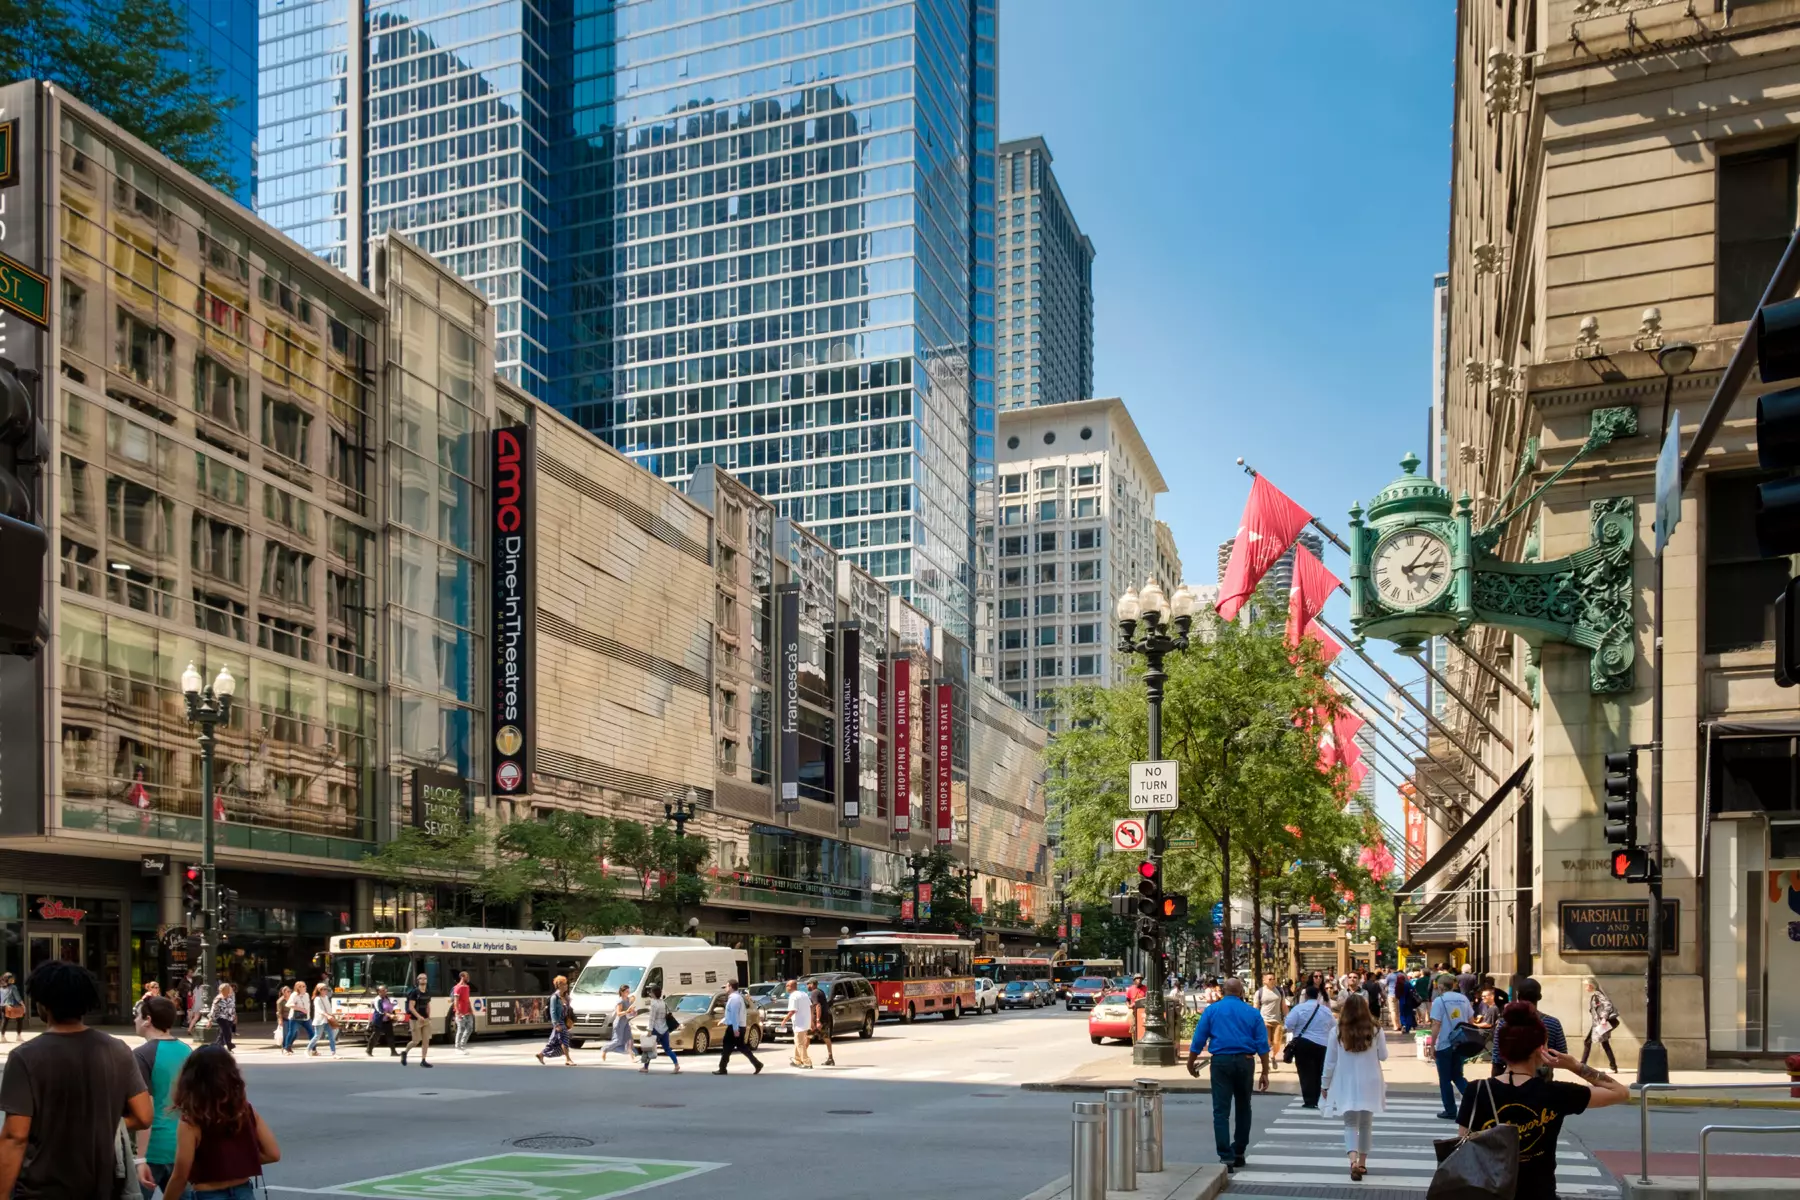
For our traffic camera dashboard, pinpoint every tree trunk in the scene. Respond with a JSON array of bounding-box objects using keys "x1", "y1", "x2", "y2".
[
  {"x1": 1249, "y1": 859, "x2": 1264, "y2": 985},
  {"x1": 1219, "y1": 831, "x2": 1232, "y2": 977}
]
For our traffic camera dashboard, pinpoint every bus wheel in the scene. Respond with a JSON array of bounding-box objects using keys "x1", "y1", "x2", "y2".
[
  {"x1": 945, "y1": 1001, "x2": 961, "y2": 1020},
  {"x1": 904, "y1": 1004, "x2": 916, "y2": 1024},
  {"x1": 859, "y1": 1013, "x2": 875, "y2": 1039}
]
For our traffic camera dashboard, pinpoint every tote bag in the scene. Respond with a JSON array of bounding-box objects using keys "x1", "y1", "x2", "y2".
[{"x1": 1428, "y1": 1077, "x2": 1519, "y2": 1200}]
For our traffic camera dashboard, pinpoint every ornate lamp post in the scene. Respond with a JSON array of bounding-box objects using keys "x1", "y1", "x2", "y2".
[
  {"x1": 180, "y1": 661, "x2": 235, "y2": 1012},
  {"x1": 1116, "y1": 577, "x2": 1197, "y2": 1067},
  {"x1": 904, "y1": 852, "x2": 931, "y2": 929},
  {"x1": 664, "y1": 788, "x2": 700, "y2": 931}
]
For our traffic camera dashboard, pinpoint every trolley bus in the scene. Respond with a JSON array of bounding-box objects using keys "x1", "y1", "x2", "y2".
[
  {"x1": 323, "y1": 928, "x2": 593, "y2": 1040},
  {"x1": 974, "y1": 955, "x2": 1054, "y2": 988},
  {"x1": 1052, "y1": 958, "x2": 1125, "y2": 998},
  {"x1": 836, "y1": 931, "x2": 976, "y2": 1022}
]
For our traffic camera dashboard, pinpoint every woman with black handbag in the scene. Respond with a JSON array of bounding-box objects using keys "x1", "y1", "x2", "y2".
[
  {"x1": 1447, "y1": 1002, "x2": 1628, "y2": 1200},
  {"x1": 1280, "y1": 984, "x2": 1333, "y2": 1109}
]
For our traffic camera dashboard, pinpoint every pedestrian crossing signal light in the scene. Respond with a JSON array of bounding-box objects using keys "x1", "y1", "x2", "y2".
[
  {"x1": 1602, "y1": 750, "x2": 1639, "y2": 848},
  {"x1": 1610, "y1": 846, "x2": 1654, "y2": 883},
  {"x1": 1159, "y1": 894, "x2": 1188, "y2": 921}
]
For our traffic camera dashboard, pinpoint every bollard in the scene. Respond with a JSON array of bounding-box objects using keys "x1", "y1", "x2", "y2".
[
  {"x1": 1071, "y1": 1101, "x2": 1107, "y2": 1200},
  {"x1": 1135, "y1": 1078, "x2": 1165, "y2": 1174},
  {"x1": 1106, "y1": 1088, "x2": 1139, "y2": 1192}
]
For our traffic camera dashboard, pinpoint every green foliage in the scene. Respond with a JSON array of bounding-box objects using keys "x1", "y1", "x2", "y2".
[
  {"x1": 361, "y1": 814, "x2": 492, "y2": 926},
  {"x1": 0, "y1": 0, "x2": 240, "y2": 190},
  {"x1": 1048, "y1": 603, "x2": 1380, "y2": 979}
]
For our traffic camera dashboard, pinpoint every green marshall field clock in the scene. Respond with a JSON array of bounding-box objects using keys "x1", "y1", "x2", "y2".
[{"x1": 1348, "y1": 406, "x2": 1639, "y2": 694}]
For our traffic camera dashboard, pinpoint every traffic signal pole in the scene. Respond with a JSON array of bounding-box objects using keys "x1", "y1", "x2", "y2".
[{"x1": 1135, "y1": 648, "x2": 1175, "y2": 1068}]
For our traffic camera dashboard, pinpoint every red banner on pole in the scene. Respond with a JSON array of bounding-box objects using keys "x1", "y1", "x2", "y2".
[
  {"x1": 1403, "y1": 790, "x2": 1428, "y2": 876},
  {"x1": 1285, "y1": 545, "x2": 1342, "y2": 647},
  {"x1": 901, "y1": 900, "x2": 914, "y2": 921},
  {"x1": 1218, "y1": 474, "x2": 1313, "y2": 621},
  {"x1": 892, "y1": 658, "x2": 911, "y2": 833},
  {"x1": 935, "y1": 683, "x2": 953, "y2": 845}
]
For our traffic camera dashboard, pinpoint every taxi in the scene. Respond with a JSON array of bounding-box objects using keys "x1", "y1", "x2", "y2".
[{"x1": 1088, "y1": 990, "x2": 1134, "y2": 1044}]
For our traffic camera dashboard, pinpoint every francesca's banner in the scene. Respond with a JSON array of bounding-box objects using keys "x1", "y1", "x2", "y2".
[
  {"x1": 892, "y1": 657, "x2": 911, "y2": 834},
  {"x1": 935, "y1": 683, "x2": 953, "y2": 844},
  {"x1": 775, "y1": 583, "x2": 800, "y2": 812}
]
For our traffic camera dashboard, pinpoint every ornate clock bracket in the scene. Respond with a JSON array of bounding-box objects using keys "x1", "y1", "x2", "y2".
[{"x1": 1349, "y1": 406, "x2": 1639, "y2": 697}]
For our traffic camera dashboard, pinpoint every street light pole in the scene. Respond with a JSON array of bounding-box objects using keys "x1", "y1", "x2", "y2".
[
  {"x1": 664, "y1": 788, "x2": 700, "y2": 932},
  {"x1": 181, "y1": 661, "x2": 235, "y2": 1022},
  {"x1": 1117, "y1": 577, "x2": 1196, "y2": 1068}
]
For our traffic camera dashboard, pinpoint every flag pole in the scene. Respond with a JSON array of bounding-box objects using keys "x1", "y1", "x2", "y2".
[{"x1": 1327, "y1": 664, "x2": 1486, "y2": 802}]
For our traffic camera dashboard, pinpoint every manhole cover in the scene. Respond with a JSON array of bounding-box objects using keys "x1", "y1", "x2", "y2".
[
  {"x1": 639, "y1": 1103, "x2": 686, "y2": 1109},
  {"x1": 826, "y1": 1109, "x2": 873, "y2": 1115},
  {"x1": 511, "y1": 1135, "x2": 594, "y2": 1150}
]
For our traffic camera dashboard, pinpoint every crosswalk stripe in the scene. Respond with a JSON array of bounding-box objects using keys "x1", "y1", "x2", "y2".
[
  {"x1": 965, "y1": 1071, "x2": 1010, "y2": 1082},
  {"x1": 898, "y1": 1069, "x2": 947, "y2": 1079},
  {"x1": 1238, "y1": 1155, "x2": 1604, "y2": 1176},
  {"x1": 1230, "y1": 1170, "x2": 1616, "y2": 1194},
  {"x1": 1253, "y1": 1137, "x2": 1591, "y2": 1161}
]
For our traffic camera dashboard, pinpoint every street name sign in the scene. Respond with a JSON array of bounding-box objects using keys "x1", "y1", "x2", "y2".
[
  {"x1": 1129, "y1": 759, "x2": 1179, "y2": 810},
  {"x1": 1167, "y1": 835, "x2": 1197, "y2": 849},
  {"x1": 1112, "y1": 817, "x2": 1147, "y2": 852}
]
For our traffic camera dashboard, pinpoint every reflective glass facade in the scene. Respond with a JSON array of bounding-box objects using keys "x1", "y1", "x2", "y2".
[
  {"x1": 172, "y1": 1, "x2": 262, "y2": 205},
  {"x1": 995, "y1": 137, "x2": 1093, "y2": 410}
]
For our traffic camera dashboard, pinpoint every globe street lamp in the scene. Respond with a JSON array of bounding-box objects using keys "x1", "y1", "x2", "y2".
[
  {"x1": 1115, "y1": 577, "x2": 1196, "y2": 1067},
  {"x1": 664, "y1": 788, "x2": 701, "y2": 931},
  {"x1": 180, "y1": 661, "x2": 235, "y2": 1014}
]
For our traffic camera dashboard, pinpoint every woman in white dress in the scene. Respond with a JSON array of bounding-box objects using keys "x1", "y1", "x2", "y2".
[{"x1": 1321, "y1": 991, "x2": 1387, "y2": 1181}]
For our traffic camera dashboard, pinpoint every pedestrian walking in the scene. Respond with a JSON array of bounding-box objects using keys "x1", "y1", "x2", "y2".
[
  {"x1": 535, "y1": 976, "x2": 575, "y2": 1067},
  {"x1": 1428, "y1": 976, "x2": 1477, "y2": 1119},
  {"x1": 1582, "y1": 979, "x2": 1620, "y2": 1071},
  {"x1": 133, "y1": 980, "x2": 163, "y2": 1033},
  {"x1": 401, "y1": 972, "x2": 433, "y2": 1068},
  {"x1": 0, "y1": 972, "x2": 24, "y2": 1041},
  {"x1": 0, "y1": 960, "x2": 152, "y2": 1199},
  {"x1": 366, "y1": 985, "x2": 399, "y2": 1057},
  {"x1": 601, "y1": 985, "x2": 634, "y2": 1062},
  {"x1": 281, "y1": 980, "x2": 312, "y2": 1054},
  {"x1": 785, "y1": 978, "x2": 814, "y2": 1069},
  {"x1": 714, "y1": 979, "x2": 764, "y2": 1076},
  {"x1": 1254, "y1": 973, "x2": 1287, "y2": 1067},
  {"x1": 161, "y1": 1046, "x2": 282, "y2": 1200},
  {"x1": 1459, "y1": 1002, "x2": 1628, "y2": 1200},
  {"x1": 452, "y1": 971, "x2": 475, "y2": 1054},
  {"x1": 273, "y1": 984, "x2": 292, "y2": 1050},
  {"x1": 1282, "y1": 983, "x2": 1334, "y2": 1109},
  {"x1": 1488, "y1": 976, "x2": 1566, "y2": 1076},
  {"x1": 809, "y1": 979, "x2": 835, "y2": 1067},
  {"x1": 1457, "y1": 964, "x2": 1478, "y2": 1002},
  {"x1": 1360, "y1": 971, "x2": 1385, "y2": 1025},
  {"x1": 1184, "y1": 977, "x2": 1270, "y2": 1172},
  {"x1": 1321, "y1": 991, "x2": 1387, "y2": 1182},
  {"x1": 640, "y1": 986, "x2": 680, "y2": 1073},
  {"x1": 133, "y1": 995, "x2": 194, "y2": 1200},
  {"x1": 1396, "y1": 969, "x2": 1417, "y2": 1033},
  {"x1": 210, "y1": 983, "x2": 239, "y2": 1052},
  {"x1": 306, "y1": 982, "x2": 338, "y2": 1056}
]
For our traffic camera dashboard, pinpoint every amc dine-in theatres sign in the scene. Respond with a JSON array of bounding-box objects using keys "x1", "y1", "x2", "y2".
[{"x1": 491, "y1": 425, "x2": 533, "y2": 795}]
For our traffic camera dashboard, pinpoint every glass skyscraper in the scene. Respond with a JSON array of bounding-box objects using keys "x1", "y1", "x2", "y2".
[{"x1": 251, "y1": 0, "x2": 988, "y2": 637}]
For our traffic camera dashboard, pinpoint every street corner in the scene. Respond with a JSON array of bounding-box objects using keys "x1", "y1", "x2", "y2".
[{"x1": 278, "y1": 1153, "x2": 726, "y2": 1200}]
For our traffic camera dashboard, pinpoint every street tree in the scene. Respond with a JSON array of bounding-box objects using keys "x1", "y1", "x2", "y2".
[
  {"x1": 478, "y1": 811, "x2": 638, "y2": 939},
  {"x1": 360, "y1": 814, "x2": 493, "y2": 928},
  {"x1": 0, "y1": 0, "x2": 240, "y2": 189}
]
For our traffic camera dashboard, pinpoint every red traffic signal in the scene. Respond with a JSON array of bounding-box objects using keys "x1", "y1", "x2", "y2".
[{"x1": 1138, "y1": 860, "x2": 1157, "y2": 880}]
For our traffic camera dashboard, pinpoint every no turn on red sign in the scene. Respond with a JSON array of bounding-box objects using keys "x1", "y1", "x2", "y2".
[
  {"x1": 1130, "y1": 760, "x2": 1179, "y2": 811},
  {"x1": 1112, "y1": 817, "x2": 1147, "y2": 852}
]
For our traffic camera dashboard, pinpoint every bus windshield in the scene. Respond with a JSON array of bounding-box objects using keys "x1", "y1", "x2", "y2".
[
  {"x1": 839, "y1": 949, "x2": 902, "y2": 981},
  {"x1": 333, "y1": 952, "x2": 415, "y2": 993},
  {"x1": 573, "y1": 963, "x2": 645, "y2": 995},
  {"x1": 978, "y1": 961, "x2": 1048, "y2": 984}
]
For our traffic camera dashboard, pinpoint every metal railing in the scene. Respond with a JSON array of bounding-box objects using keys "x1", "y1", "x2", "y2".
[
  {"x1": 1699, "y1": 1123, "x2": 1800, "y2": 1199},
  {"x1": 1636, "y1": 1082, "x2": 1800, "y2": 1183}
]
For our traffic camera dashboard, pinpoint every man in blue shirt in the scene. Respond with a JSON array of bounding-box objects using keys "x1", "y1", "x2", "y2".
[{"x1": 1185, "y1": 977, "x2": 1270, "y2": 1171}]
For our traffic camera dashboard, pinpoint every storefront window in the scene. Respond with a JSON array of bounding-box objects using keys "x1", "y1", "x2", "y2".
[{"x1": 1708, "y1": 732, "x2": 1800, "y2": 1053}]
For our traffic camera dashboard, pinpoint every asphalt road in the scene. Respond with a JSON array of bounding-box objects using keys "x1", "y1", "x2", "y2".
[{"x1": 118, "y1": 1009, "x2": 1797, "y2": 1200}]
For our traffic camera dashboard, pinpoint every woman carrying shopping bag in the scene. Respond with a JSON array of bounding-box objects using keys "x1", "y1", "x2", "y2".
[{"x1": 1321, "y1": 992, "x2": 1387, "y2": 1181}]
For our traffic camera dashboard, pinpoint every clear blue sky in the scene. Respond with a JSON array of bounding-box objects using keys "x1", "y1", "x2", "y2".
[{"x1": 999, "y1": 1, "x2": 1458, "y2": 851}]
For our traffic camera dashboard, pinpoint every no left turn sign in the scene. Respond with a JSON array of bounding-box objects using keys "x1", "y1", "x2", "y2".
[{"x1": 1113, "y1": 817, "x2": 1147, "y2": 852}]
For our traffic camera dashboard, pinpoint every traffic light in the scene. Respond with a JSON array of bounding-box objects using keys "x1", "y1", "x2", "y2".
[
  {"x1": 0, "y1": 358, "x2": 47, "y2": 655},
  {"x1": 1135, "y1": 861, "x2": 1161, "y2": 951},
  {"x1": 1778, "y1": 576, "x2": 1800, "y2": 688},
  {"x1": 215, "y1": 886, "x2": 238, "y2": 937},
  {"x1": 1602, "y1": 750, "x2": 1639, "y2": 848},
  {"x1": 182, "y1": 865, "x2": 202, "y2": 921},
  {"x1": 1159, "y1": 894, "x2": 1188, "y2": 921}
]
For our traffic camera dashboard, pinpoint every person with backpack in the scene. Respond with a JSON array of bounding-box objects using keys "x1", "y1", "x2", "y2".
[
  {"x1": 133, "y1": 995, "x2": 193, "y2": 1200},
  {"x1": 809, "y1": 980, "x2": 835, "y2": 1068},
  {"x1": 1428, "y1": 976, "x2": 1478, "y2": 1120},
  {"x1": 160, "y1": 1047, "x2": 281, "y2": 1200},
  {"x1": 640, "y1": 986, "x2": 681, "y2": 1073}
]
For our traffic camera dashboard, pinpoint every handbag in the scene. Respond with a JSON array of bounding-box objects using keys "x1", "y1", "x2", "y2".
[
  {"x1": 1428, "y1": 1077, "x2": 1519, "y2": 1200},
  {"x1": 1282, "y1": 1003, "x2": 1320, "y2": 1064},
  {"x1": 2, "y1": 1005, "x2": 21, "y2": 1020}
]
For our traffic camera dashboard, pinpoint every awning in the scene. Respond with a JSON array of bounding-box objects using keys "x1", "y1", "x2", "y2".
[
  {"x1": 1398, "y1": 756, "x2": 1531, "y2": 896},
  {"x1": 1402, "y1": 857, "x2": 1480, "y2": 945}
]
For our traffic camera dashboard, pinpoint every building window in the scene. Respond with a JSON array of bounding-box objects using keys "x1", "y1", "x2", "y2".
[
  {"x1": 1706, "y1": 471, "x2": 1792, "y2": 651},
  {"x1": 999, "y1": 504, "x2": 1024, "y2": 526},
  {"x1": 1073, "y1": 528, "x2": 1100, "y2": 550},
  {"x1": 1036, "y1": 563, "x2": 1058, "y2": 584},
  {"x1": 1036, "y1": 467, "x2": 1059, "y2": 490},
  {"x1": 1000, "y1": 629, "x2": 1024, "y2": 650},
  {"x1": 1038, "y1": 500, "x2": 1058, "y2": 521},
  {"x1": 1072, "y1": 623, "x2": 1099, "y2": 645},
  {"x1": 1073, "y1": 655, "x2": 1100, "y2": 676},
  {"x1": 106, "y1": 476, "x2": 174, "y2": 554},
  {"x1": 1001, "y1": 661, "x2": 1025, "y2": 681},
  {"x1": 1036, "y1": 624, "x2": 1059, "y2": 645},
  {"x1": 1000, "y1": 473, "x2": 1023, "y2": 494},
  {"x1": 262, "y1": 397, "x2": 312, "y2": 465},
  {"x1": 1000, "y1": 536, "x2": 1025, "y2": 557},
  {"x1": 261, "y1": 543, "x2": 314, "y2": 606},
  {"x1": 1034, "y1": 594, "x2": 1062, "y2": 616},
  {"x1": 1000, "y1": 597, "x2": 1024, "y2": 620},
  {"x1": 1718, "y1": 144, "x2": 1797, "y2": 324},
  {"x1": 1036, "y1": 657, "x2": 1061, "y2": 678},
  {"x1": 62, "y1": 281, "x2": 86, "y2": 353},
  {"x1": 191, "y1": 516, "x2": 245, "y2": 585},
  {"x1": 1073, "y1": 497, "x2": 1097, "y2": 519},
  {"x1": 1074, "y1": 560, "x2": 1100, "y2": 582},
  {"x1": 1036, "y1": 532, "x2": 1057, "y2": 553},
  {"x1": 114, "y1": 310, "x2": 174, "y2": 394},
  {"x1": 1000, "y1": 566, "x2": 1024, "y2": 587},
  {"x1": 1072, "y1": 590, "x2": 1100, "y2": 613}
]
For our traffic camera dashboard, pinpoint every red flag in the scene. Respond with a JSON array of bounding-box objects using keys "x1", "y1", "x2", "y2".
[
  {"x1": 1334, "y1": 711, "x2": 1366, "y2": 767},
  {"x1": 1304, "y1": 620, "x2": 1343, "y2": 664},
  {"x1": 1217, "y1": 475, "x2": 1312, "y2": 621},
  {"x1": 214, "y1": 793, "x2": 226, "y2": 822},
  {"x1": 1349, "y1": 759, "x2": 1370, "y2": 791},
  {"x1": 1284, "y1": 546, "x2": 1342, "y2": 647}
]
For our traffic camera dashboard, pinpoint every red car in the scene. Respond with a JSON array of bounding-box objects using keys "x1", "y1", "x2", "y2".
[{"x1": 1088, "y1": 991, "x2": 1134, "y2": 1045}]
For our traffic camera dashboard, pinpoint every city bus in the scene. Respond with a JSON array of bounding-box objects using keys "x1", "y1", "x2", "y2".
[
  {"x1": 323, "y1": 928, "x2": 593, "y2": 1040},
  {"x1": 974, "y1": 955, "x2": 1054, "y2": 989},
  {"x1": 836, "y1": 931, "x2": 976, "y2": 1022},
  {"x1": 1053, "y1": 958, "x2": 1125, "y2": 998}
]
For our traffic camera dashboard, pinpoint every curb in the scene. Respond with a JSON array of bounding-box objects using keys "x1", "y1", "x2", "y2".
[{"x1": 1645, "y1": 1096, "x2": 1800, "y2": 1110}]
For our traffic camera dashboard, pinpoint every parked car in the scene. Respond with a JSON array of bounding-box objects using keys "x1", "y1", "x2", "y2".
[
  {"x1": 999, "y1": 980, "x2": 1042, "y2": 1010},
  {"x1": 1065, "y1": 976, "x2": 1108, "y2": 1011},
  {"x1": 746, "y1": 982, "x2": 782, "y2": 1011},
  {"x1": 1089, "y1": 991, "x2": 1134, "y2": 1044},
  {"x1": 1032, "y1": 980, "x2": 1058, "y2": 1006},
  {"x1": 630, "y1": 989, "x2": 764, "y2": 1055},
  {"x1": 973, "y1": 977, "x2": 1001, "y2": 1014},
  {"x1": 762, "y1": 973, "x2": 879, "y2": 1042}
]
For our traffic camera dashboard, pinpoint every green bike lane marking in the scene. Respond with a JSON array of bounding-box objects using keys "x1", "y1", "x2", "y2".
[{"x1": 269, "y1": 1153, "x2": 725, "y2": 1200}]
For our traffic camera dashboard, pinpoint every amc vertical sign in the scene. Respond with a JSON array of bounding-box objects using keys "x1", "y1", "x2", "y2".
[
  {"x1": 934, "y1": 683, "x2": 952, "y2": 845},
  {"x1": 891, "y1": 657, "x2": 910, "y2": 834},
  {"x1": 838, "y1": 623, "x2": 860, "y2": 827},
  {"x1": 490, "y1": 425, "x2": 533, "y2": 795},
  {"x1": 774, "y1": 583, "x2": 800, "y2": 812}
]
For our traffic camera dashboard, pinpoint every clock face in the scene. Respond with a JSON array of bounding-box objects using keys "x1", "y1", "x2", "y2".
[{"x1": 1372, "y1": 529, "x2": 1452, "y2": 610}]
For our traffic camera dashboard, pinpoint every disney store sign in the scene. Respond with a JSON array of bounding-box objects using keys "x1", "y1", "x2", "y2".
[{"x1": 36, "y1": 897, "x2": 87, "y2": 924}]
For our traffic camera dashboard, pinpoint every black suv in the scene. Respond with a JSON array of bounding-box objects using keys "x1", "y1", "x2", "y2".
[{"x1": 764, "y1": 972, "x2": 879, "y2": 1041}]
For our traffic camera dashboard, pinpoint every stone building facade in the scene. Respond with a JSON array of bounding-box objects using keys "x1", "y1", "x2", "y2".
[{"x1": 1420, "y1": 0, "x2": 1800, "y2": 1066}]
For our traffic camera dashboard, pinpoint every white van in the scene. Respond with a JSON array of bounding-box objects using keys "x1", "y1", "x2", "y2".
[{"x1": 568, "y1": 936, "x2": 747, "y2": 1043}]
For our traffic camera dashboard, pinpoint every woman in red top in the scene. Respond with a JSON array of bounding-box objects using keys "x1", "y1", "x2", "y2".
[{"x1": 161, "y1": 1047, "x2": 281, "y2": 1200}]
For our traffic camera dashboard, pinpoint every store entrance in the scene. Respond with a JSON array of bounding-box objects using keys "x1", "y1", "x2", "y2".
[{"x1": 28, "y1": 932, "x2": 84, "y2": 973}]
